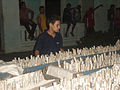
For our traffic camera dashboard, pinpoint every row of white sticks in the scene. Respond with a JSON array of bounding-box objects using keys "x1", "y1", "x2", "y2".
[
  {"x1": 10, "y1": 40, "x2": 120, "y2": 68},
  {"x1": 0, "y1": 41, "x2": 120, "y2": 90},
  {"x1": 1, "y1": 55, "x2": 119, "y2": 90},
  {"x1": 60, "y1": 51, "x2": 120, "y2": 72},
  {"x1": 40, "y1": 64, "x2": 120, "y2": 90},
  {"x1": 0, "y1": 70, "x2": 44, "y2": 90},
  {"x1": 0, "y1": 53, "x2": 119, "y2": 90}
]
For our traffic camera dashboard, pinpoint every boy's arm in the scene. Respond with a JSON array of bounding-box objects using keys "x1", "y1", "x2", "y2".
[
  {"x1": 94, "y1": 4, "x2": 103, "y2": 11},
  {"x1": 27, "y1": 8, "x2": 34, "y2": 19},
  {"x1": 60, "y1": 48, "x2": 64, "y2": 52},
  {"x1": 37, "y1": 16, "x2": 43, "y2": 32},
  {"x1": 35, "y1": 50, "x2": 40, "y2": 56}
]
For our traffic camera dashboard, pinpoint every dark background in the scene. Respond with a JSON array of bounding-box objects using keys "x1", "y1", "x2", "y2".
[{"x1": 45, "y1": 0, "x2": 60, "y2": 18}]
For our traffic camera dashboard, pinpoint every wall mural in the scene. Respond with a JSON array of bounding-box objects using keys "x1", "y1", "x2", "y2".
[
  {"x1": 66, "y1": 0, "x2": 79, "y2": 7},
  {"x1": 26, "y1": 0, "x2": 41, "y2": 22}
]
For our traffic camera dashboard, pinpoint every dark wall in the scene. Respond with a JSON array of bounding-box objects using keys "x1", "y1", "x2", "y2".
[
  {"x1": 0, "y1": 0, "x2": 4, "y2": 51},
  {"x1": 45, "y1": 0, "x2": 60, "y2": 18}
]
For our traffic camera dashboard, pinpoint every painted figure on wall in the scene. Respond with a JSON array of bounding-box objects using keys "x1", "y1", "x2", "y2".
[
  {"x1": 19, "y1": 2, "x2": 37, "y2": 40},
  {"x1": 114, "y1": 8, "x2": 120, "y2": 38},
  {"x1": 70, "y1": 5, "x2": 82, "y2": 37},
  {"x1": 63, "y1": 3, "x2": 82, "y2": 37},
  {"x1": 107, "y1": 4, "x2": 115, "y2": 33},
  {"x1": 74, "y1": 5, "x2": 81, "y2": 23},
  {"x1": 37, "y1": 6, "x2": 47, "y2": 34},
  {"x1": 84, "y1": 4, "x2": 103, "y2": 36},
  {"x1": 63, "y1": 3, "x2": 72, "y2": 37}
]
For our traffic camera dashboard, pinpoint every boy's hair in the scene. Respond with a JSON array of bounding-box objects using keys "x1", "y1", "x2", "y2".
[
  {"x1": 77, "y1": 5, "x2": 81, "y2": 8},
  {"x1": 66, "y1": 3, "x2": 71, "y2": 7},
  {"x1": 39, "y1": 6, "x2": 44, "y2": 11},
  {"x1": 47, "y1": 15, "x2": 60, "y2": 28},
  {"x1": 19, "y1": 2, "x2": 25, "y2": 9},
  {"x1": 110, "y1": 4, "x2": 115, "y2": 8}
]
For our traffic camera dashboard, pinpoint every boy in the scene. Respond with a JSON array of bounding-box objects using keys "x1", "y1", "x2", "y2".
[
  {"x1": 19, "y1": 2, "x2": 36, "y2": 40},
  {"x1": 34, "y1": 15, "x2": 64, "y2": 56}
]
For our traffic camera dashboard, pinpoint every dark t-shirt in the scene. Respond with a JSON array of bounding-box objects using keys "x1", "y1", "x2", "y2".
[{"x1": 33, "y1": 31, "x2": 63, "y2": 55}]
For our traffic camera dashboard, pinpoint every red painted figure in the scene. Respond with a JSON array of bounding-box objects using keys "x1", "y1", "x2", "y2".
[
  {"x1": 85, "y1": 4, "x2": 103, "y2": 36},
  {"x1": 86, "y1": 8, "x2": 95, "y2": 29},
  {"x1": 114, "y1": 8, "x2": 120, "y2": 38}
]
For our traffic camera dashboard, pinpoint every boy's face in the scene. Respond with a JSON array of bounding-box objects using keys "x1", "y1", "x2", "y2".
[
  {"x1": 21, "y1": 3, "x2": 26, "y2": 9},
  {"x1": 51, "y1": 20, "x2": 61, "y2": 32},
  {"x1": 40, "y1": 8, "x2": 44, "y2": 13},
  {"x1": 67, "y1": 5, "x2": 71, "y2": 9}
]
